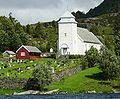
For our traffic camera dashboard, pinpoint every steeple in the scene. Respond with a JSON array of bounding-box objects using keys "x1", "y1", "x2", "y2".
[
  {"x1": 61, "y1": 11, "x2": 75, "y2": 18},
  {"x1": 58, "y1": 11, "x2": 77, "y2": 24}
]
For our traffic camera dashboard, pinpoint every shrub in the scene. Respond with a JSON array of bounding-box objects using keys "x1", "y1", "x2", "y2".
[
  {"x1": 79, "y1": 56, "x2": 88, "y2": 70},
  {"x1": 100, "y1": 47, "x2": 120, "y2": 80},
  {"x1": 32, "y1": 63, "x2": 52, "y2": 90},
  {"x1": 85, "y1": 46, "x2": 100, "y2": 67}
]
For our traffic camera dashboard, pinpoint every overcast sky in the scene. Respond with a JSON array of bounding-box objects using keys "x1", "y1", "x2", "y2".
[{"x1": 0, "y1": 0, "x2": 103, "y2": 25}]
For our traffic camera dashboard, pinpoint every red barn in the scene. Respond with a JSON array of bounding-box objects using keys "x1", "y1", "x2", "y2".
[{"x1": 16, "y1": 45, "x2": 42, "y2": 59}]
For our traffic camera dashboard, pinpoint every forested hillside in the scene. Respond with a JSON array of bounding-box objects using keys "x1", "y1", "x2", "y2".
[
  {"x1": 0, "y1": 13, "x2": 57, "y2": 53},
  {"x1": 0, "y1": 0, "x2": 120, "y2": 54},
  {"x1": 86, "y1": 0, "x2": 120, "y2": 17},
  {"x1": 72, "y1": 0, "x2": 120, "y2": 18}
]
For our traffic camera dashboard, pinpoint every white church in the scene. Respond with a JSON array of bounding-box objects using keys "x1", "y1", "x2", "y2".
[{"x1": 58, "y1": 11, "x2": 102, "y2": 55}]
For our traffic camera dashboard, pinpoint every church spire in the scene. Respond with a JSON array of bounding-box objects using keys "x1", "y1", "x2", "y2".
[{"x1": 58, "y1": 11, "x2": 77, "y2": 24}]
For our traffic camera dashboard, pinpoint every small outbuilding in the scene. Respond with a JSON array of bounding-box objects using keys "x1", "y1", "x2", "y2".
[
  {"x1": 3, "y1": 50, "x2": 16, "y2": 58},
  {"x1": 16, "y1": 45, "x2": 42, "y2": 59}
]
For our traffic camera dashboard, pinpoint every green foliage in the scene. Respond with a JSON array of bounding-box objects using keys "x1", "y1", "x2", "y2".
[
  {"x1": 100, "y1": 47, "x2": 120, "y2": 80},
  {"x1": 0, "y1": 30, "x2": 10, "y2": 52},
  {"x1": 69, "y1": 55, "x2": 82, "y2": 59},
  {"x1": 0, "y1": 14, "x2": 29, "y2": 52},
  {"x1": 85, "y1": 46, "x2": 100, "y2": 67},
  {"x1": 26, "y1": 22, "x2": 57, "y2": 52},
  {"x1": 79, "y1": 56, "x2": 88, "y2": 70},
  {"x1": 32, "y1": 63, "x2": 52, "y2": 90},
  {"x1": 0, "y1": 14, "x2": 57, "y2": 53},
  {"x1": 112, "y1": 13, "x2": 120, "y2": 56}
]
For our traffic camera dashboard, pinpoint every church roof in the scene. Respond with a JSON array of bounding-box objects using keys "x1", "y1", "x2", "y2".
[
  {"x1": 61, "y1": 11, "x2": 75, "y2": 18},
  {"x1": 59, "y1": 11, "x2": 77, "y2": 23},
  {"x1": 77, "y1": 27, "x2": 101, "y2": 44}
]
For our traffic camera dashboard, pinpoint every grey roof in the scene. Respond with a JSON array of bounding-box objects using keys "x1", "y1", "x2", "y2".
[
  {"x1": 61, "y1": 11, "x2": 75, "y2": 18},
  {"x1": 4, "y1": 51, "x2": 16, "y2": 55},
  {"x1": 77, "y1": 27, "x2": 102, "y2": 44},
  {"x1": 58, "y1": 11, "x2": 77, "y2": 24},
  {"x1": 24, "y1": 46, "x2": 41, "y2": 53}
]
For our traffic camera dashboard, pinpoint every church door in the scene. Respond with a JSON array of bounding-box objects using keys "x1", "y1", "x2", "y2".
[{"x1": 63, "y1": 48, "x2": 67, "y2": 55}]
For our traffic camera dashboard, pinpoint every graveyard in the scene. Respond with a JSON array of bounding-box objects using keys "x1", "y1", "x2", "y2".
[{"x1": 0, "y1": 57, "x2": 79, "y2": 78}]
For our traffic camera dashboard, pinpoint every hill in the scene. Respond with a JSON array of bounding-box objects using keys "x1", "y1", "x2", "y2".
[
  {"x1": 72, "y1": 0, "x2": 120, "y2": 18},
  {"x1": 86, "y1": 0, "x2": 120, "y2": 17}
]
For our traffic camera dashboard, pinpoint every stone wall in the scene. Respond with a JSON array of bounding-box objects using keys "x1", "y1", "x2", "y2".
[
  {"x1": 0, "y1": 65, "x2": 82, "y2": 89},
  {"x1": 52, "y1": 65, "x2": 82, "y2": 81},
  {"x1": 0, "y1": 78, "x2": 28, "y2": 89}
]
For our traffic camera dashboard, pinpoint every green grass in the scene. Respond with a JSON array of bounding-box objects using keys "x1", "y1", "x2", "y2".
[
  {"x1": 0, "y1": 88, "x2": 25, "y2": 95},
  {"x1": 0, "y1": 58, "x2": 54, "y2": 78},
  {"x1": 47, "y1": 66, "x2": 119, "y2": 93}
]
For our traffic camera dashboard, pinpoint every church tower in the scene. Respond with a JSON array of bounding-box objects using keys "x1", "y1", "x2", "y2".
[{"x1": 58, "y1": 11, "x2": 78, "y2": 55}]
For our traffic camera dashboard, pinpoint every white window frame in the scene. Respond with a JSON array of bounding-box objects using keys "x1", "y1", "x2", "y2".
[{"x1": 21, "y1": 52, "x2": 25, "y2": 56}]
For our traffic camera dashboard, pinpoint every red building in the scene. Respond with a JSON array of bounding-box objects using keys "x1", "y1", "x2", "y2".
[{"x1": 16, "y1": 45, "x2": 42, "y2": 59}]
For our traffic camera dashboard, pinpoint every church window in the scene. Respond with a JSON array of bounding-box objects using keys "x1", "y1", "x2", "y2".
[{"x1": 64, "y1": 33, "x2": 67, "y2": 37}]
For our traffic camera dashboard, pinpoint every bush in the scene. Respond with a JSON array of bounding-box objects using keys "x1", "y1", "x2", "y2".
[
  {"x1": 69, "y1": 55, "x2": 83, "y2": 59},
  {"x1": 79, "y1": 56, "x2": 88, "y2": 70},
  {"x1": 32, "y1": 63, "x2": 52, "y2": 91},
  {"x1": 85, "y1": 46, "x2": 100, "y2": 67},
  {"x1": 24, "y1": 78, "x2": 39, "y2": 90},
  {"x1": 100, "y1": 47, "x2": 120, "y2": 80}
]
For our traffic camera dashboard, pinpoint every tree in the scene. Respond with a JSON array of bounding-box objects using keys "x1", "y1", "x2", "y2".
[
  {"x1": 34, "y1": 22, "x2": 45, "y2": 38},
  {"x1": 112, "y1": 13, "x2": 120, "y2": 56},
  {"x1": 85, "y1": 46, "x2": 100, "y2": 67},
  {"x1": 0, "y1": 30, "x2": 10, "y2": 52},
  {"x1": 100, "y1": 47, "x2": 120, "y2": 80}
]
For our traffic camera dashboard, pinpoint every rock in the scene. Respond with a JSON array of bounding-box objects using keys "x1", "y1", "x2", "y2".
[
  {"x1": 112, "y1": 89, "x2": 120, "y2": 93},
  {"x1": 14, "y1": 90, "x2": 39, "y2": 95},
  {"x1": 87, "y1": 90, "x2": 96, "y2": 93},
  {"x1": 40, "y1": 89, "x2": 59, "y2": 94}
]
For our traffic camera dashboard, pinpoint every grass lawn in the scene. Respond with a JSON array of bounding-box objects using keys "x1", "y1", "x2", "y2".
[
  {"x1": 47, "y1": 66, "x2": 120, "y2": 93},
  {"x1": 0, "y1": 88, "x2": 25, "y2": 95}
]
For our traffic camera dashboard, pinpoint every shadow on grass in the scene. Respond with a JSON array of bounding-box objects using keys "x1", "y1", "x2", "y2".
[
  {"x1": 85, "y1": 72, "x2": 106, "y2": 81},
  {"x1": 85, "y1": 72, "x2": 112, "y2": 85}
]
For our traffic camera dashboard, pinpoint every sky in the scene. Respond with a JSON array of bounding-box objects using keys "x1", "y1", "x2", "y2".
[{"x1": 0, "y1": 0, "x2": 104, "y2": 25}]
